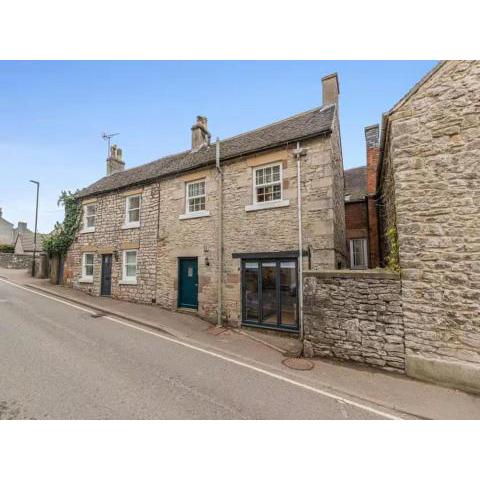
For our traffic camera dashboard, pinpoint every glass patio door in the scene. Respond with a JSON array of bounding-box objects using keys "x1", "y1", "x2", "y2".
[{"x1": 242, "y1": 258, "x2": 299, "y2": 332}]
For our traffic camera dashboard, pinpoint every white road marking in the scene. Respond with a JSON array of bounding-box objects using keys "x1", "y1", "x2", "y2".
[{"x1": 0, "y1": 278, "x2": 403, "y2": 420}]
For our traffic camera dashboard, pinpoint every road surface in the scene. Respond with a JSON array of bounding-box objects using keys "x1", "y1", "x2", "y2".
[{"x1": 0, "y1": 278, "x2": 396, "y2": 419}]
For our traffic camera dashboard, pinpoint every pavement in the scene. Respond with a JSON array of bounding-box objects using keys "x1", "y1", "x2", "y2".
[{"x1": 1, "y1": 267, "x2": 480, "y2": 419}]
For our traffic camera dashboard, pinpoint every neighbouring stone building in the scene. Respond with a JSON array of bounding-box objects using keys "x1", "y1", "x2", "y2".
[
  {"x1": 378, "y1": 60, "x2": 480, "y2": 392},
  {"x1": 67, "y1": 74, "x2": 347, "y2": 332},
  {"x1": 344, "y1": 125, "x2": 381, "y2": 269},
  {"x1": 0, "y1": 208, "x2": 15, "y2": 245}
]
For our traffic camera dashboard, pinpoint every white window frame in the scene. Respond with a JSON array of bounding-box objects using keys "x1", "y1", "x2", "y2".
[
  {"x1": 350, "y1": 238, "x2": 368, "y2": 270},
  {"x1": 81, "y1": 204, "x2": 96, "y2": 233},
  {"x1": 121, "y1": 249, "x2": 138, "y2": 284},
  {"x1": 123, "y1": 194, "x2": 141, "y2": 229},
  {"x1": 179, "y1": 179, "x2": 210, "y2": 220},
  {"x1": 80, "y1": 252, "x2": 95, "y2": 282},
  {"x1": 245, "y1": 162, "x2": 290, "y2": 212}
]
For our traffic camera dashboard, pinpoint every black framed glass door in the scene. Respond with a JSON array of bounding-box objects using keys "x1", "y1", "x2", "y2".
[{"x1": 242, "y1": 258, "x2": 299, "y2": 332}]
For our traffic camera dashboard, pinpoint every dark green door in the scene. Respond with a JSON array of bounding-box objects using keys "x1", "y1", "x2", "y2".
[{"x1": 178, "y1": 258, "x2": 198, "y2": 309}]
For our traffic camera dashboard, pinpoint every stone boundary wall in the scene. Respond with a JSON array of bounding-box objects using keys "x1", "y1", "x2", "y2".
[
  {"x1": 303, "y1": 270, "x2": 405, "y2": 372},
  {"x1": 0, "y1": 252, "x2": 33, "y2": 270}
]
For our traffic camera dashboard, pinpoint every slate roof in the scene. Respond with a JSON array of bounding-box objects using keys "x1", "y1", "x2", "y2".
[
  {"x1": 77, "y1": 104, "x2": 336, "y2": 199},
  {"x1": 344, "y1": 166, "x2": 367, "y2": 201},
  {"x1": 14, "y1": 231, "x2": 44, "y2": 252}
]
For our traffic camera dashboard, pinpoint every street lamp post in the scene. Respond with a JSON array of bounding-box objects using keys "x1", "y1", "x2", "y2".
[{"x1": 30, "y1": 180, "x2": 40, "y2": 277}]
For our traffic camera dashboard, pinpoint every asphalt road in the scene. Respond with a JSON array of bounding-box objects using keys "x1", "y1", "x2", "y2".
[{"x1": 0, "y1": 278, "x2": 389, "y2": 419}]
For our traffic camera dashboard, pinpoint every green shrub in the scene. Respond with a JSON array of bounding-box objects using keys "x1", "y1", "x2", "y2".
[
  {"x1": 42, "y1": 190, "x2": 82, "y2": 256},
  {"x1": 386, "y1": 227, "x2": 400, "y2": 272},
  {"x1": 0, "y1": 244, "x2": 14, "y2": 253}
]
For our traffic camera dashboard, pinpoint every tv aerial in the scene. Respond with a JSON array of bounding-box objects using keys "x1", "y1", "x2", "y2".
[{"x1": 102, "y1": 132, "x2": 120, "y2": 156}]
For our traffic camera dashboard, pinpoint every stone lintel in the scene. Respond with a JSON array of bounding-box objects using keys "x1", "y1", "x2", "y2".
[{"x1": 121, "y1": 242, "x2": 140, "y2": 250}]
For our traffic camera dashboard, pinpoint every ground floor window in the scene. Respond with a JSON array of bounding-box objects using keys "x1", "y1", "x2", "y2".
[
  {"x1": 242, "y1": 258, "x2": 298, "y2": 332},
  {"x1": 82, "y1": 252, "x2": 94, "y2": 281},
  {"x1": 123, "y1": 250, "x2": 138, "y2": 282},
  {"x1": 350, "y1": 238, "x2": 368, "y2": 269}
]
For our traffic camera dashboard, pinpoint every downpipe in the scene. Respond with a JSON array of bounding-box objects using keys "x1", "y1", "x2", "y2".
[{"x1": 293, "y1": 142, "x2": 308, "y2": 344}]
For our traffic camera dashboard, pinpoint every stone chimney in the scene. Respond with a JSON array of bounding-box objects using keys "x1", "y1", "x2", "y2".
[
  {"x1": 106, "y1": 144, "x2": 125, "y2": 176},
  {"x1": 191, "y1": 116, "x2": 211, "y2": 151},
  {"x1": 322, "y1": 73, "x2": 340, "y2": 106},
  {"x1": 17, "y1": 221, "x2": 27, "y2": 233},
  {"x1": 365, "y1": 124, "x2": 380, "y2": 195}
]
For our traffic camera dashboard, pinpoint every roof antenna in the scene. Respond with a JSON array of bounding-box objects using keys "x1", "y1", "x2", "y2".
[{"x1": 102, "y1": 132, "x2": 120, "y2": 157}]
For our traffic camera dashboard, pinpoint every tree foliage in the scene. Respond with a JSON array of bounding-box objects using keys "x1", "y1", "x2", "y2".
[
  {"x1": 42, "y1": 191, "x2": 82, "y2": 256},
  {"x1": 0, "y1": 244, "x2": 14, "y2": 253}
]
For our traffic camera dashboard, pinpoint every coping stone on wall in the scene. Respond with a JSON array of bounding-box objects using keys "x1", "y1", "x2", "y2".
[{"x1": 303, "y1": 269, "x2": 399, "y2": 280}]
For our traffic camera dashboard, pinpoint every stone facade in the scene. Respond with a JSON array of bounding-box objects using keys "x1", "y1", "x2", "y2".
[
  {"x1": 303, "y1": 270, "x2": 404, "y2": 372},
  {"x1": 378, "y1": 60, "x2": 480, "y2": 391},
  {"x1": 65, "y1": 111, "x2": 346, "y2": 328},
  {"x1": 65, "y1": 184, "x2": 160, "y2": 304}
]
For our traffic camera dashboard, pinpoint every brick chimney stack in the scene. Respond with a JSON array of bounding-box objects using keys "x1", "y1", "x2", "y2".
[
  {"x1": 106, "y1": 144, "x2": 125, "y2": 176},
  {"x1": 191, "y1": 116, "x2": 211, "y2": 151},
  {"x1": 322, "y1": 73, "x2": 340, "y2": 106},
  {"x1": 365, "y1": 124, "x2": 380, "y2": 194},
  {"x1": 364, "y1": 124, "x2": 380, "y2": 268}
]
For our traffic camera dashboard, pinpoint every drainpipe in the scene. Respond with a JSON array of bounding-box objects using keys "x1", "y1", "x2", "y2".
[
  {"x1": 216, "y1": 138, "x2": 223, "y2": 327},
  {"x1": 293, "y1": 142, "x2": 307, "y2": 340}
]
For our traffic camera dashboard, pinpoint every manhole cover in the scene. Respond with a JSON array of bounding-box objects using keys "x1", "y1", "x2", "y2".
[{"x1": 282, "y1": 357, "x2": 314, "y2": 371}]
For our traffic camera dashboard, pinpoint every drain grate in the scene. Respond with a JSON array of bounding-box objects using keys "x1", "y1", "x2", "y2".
[{"x1": 282, "y1": 357, "x2": 314, "y2": 371}]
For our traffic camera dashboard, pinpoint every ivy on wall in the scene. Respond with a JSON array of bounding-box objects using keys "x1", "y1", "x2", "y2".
[
  {"x1": 42, "y1": 191, "x2": 82, "y2": 257},
  {"x1": 386, "y1": 226, "x2": 400, "y2": 272}
]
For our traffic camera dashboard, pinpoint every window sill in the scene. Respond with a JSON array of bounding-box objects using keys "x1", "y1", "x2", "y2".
[
  {"x1": 119, "y1": 279, "x2": 137, "y2": 285},
  {"x1": 79, "y1": 228, "x2": 95, "y2": 234},
  {"x1": 245, "y1": 199, "x2": 290, "y2": 212},
  {"x1": 121, "y1": 223, "x2": 140, "y2": 230},
  {"x1": 79, "y1": 277, "x2": 93, "y2": 283},
  {"x1": 178, "y1": 210, "x2": 210, "y2": 220}
]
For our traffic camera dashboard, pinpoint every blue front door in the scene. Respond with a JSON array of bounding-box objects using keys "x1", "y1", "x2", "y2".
[{"x1": 178, "y1": 258, "x2": 198, "y2": 309}]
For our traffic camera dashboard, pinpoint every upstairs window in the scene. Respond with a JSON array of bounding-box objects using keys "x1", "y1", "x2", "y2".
[
  {"x1": 125, "y1": 195, "x2": 141, "y2": 227},
  {"x1": 254, "y1": 163, "x2": 282, "y2": 203},
  {"x1": 186, "y1": 180, "x2": 206, "y2": 213},
  {"x1": 350, "y1": 238, "x2": 368, "y2": 269},
  {"x1": 83, "y1": 204, "x2": 96, "y2": 232}
]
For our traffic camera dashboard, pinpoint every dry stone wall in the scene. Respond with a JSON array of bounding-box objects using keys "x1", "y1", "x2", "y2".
[
  {"x1": 0, "y1": 252, "x2": 33, "y2": 269},
  {"x1": 303, "y1": 270, "x2": 404, "y2": 372}
]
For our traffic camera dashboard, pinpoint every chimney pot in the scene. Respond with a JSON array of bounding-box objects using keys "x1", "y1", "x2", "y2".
[
  {"x1": 106, "y1": 144, "x2": 125, "y2": 176},
  {"x1": 191, "y1": 115, "x2": 211, "y2": 150},
  {"x1": 322, "y1": 73, "x2": 340, "y2": 106}
]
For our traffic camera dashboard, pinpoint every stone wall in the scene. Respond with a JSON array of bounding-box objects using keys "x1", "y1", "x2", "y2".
[
  {"x1": 380, "y1": 60, "x2": 480, "y2": 391},
  {"x1": 0, "y1": 252, "x2": 33, "y2": 269},
  {"x1": 303, "y1": 270, "x2": 404, "y2": 372}
]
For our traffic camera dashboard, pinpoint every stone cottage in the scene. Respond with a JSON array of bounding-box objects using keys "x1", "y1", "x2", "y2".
[
  {"x1": 378, "y1": 60, "x2": 480, "y2": 392},
  {"x1": 67, "y1": 73, "x2": 346, "y2": 332}
]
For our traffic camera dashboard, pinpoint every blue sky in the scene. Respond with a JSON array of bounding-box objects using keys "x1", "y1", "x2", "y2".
[{"x1": 0, "y1": 60, "x2": 438, "y2": 233}]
